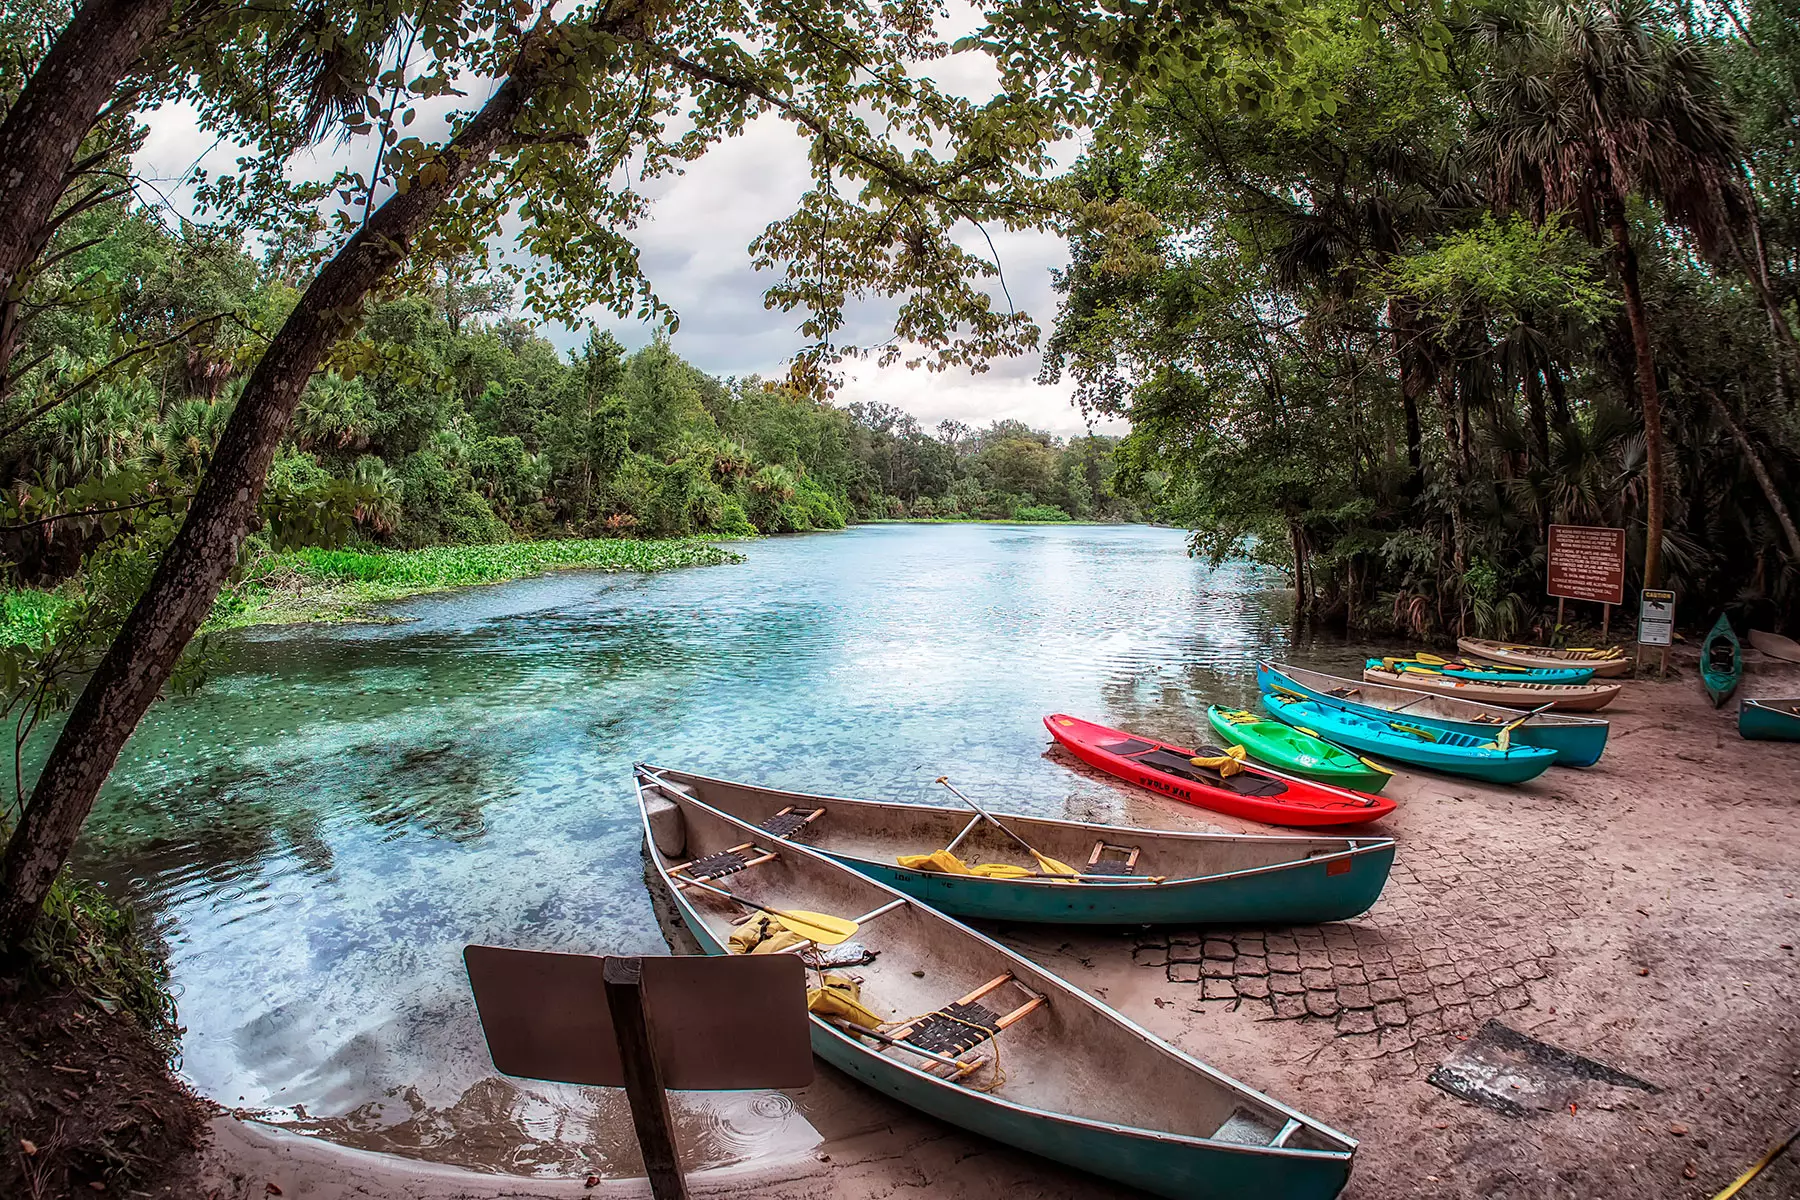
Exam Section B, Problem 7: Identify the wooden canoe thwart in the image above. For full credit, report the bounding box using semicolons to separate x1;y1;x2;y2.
634;768;1359;1200
1360;663;1622;712
635;765;1396;926
1456;637;1632;678
1738;697;1800;742
1259;662;1609;767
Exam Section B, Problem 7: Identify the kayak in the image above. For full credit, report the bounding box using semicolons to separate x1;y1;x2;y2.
1370;656;1596;686
1738;697;1800;741
1260;693;1557;785
636;764;1396;925
1044;714;1396;827
1457;637;1631;678
1259;662;1609;767
1701;613;1743;707
1361;663;1622;712
1205;705;1394;793
1748;630;1800;665
635;769;1360;1199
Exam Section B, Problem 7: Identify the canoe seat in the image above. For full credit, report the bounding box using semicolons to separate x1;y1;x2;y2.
759;806;825;840
671;841;778;883
883;971;1047;1081
1086;840;1141;876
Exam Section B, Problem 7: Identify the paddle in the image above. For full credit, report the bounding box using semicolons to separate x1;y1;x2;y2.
676;875;859;945
1491;702;1555;752
935;776;1080;878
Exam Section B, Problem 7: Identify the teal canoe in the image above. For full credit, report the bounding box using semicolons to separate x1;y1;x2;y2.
1261;692;1557;784
636;769;1359;1199
1260;662;1610;767
1738;697;1800;741
636;765;1395;926
1701;614;1743;708
1205;705;1394;793
1369;656;1596;686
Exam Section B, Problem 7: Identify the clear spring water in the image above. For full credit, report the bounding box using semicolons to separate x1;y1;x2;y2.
72;523;1356;1175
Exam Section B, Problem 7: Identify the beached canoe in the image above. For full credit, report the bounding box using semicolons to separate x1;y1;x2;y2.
1259;662;1609;767
1748;629;1800;665
1044;714;1396;826
1457;637;1632;678
1360;662;1621;712
1205;705;1394;793
1371;655;1596;686
1701;613;1743;708
1738;697;1800;741
634;765;1395;925
635;769;1359;1199
1261;693;1557;785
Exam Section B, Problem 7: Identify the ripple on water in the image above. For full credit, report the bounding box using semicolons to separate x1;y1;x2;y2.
65;525;1318;1176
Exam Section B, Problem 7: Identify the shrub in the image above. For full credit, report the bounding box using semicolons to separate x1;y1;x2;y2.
1013;503;1073;522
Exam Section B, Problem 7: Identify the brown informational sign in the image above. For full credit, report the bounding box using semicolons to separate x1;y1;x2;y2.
464;946;814;1089
1547;525;1626;605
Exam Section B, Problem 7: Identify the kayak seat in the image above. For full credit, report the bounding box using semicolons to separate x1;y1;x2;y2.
1133;749;1287;797
884;972;1047;1081
671;841;778;882
1086;841;1140;876
759;806;825;840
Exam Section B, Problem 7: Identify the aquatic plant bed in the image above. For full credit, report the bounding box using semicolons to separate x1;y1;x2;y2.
212;538;744;629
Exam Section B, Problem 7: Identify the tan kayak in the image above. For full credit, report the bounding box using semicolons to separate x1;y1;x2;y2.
1748;630;1800;665
1363;664;1622;712
1456;637;1632;678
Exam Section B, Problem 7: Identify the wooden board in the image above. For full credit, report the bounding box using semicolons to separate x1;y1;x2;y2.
1547;525;1626;605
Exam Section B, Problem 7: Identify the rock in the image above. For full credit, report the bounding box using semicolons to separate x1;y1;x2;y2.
1670;1123;1689;1136
1683;1163;1697;1180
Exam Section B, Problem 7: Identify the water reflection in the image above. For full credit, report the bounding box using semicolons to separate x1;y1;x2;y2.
72;524;1303;1175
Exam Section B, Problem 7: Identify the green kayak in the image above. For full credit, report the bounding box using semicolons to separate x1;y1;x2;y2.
1205;705;1394;794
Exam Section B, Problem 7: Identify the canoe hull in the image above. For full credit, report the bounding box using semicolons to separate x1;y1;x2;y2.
1205;706;1393;793
839;847;1395;925
1260;695;1556;785
1260;663;1609;767
1361;665;1620;712
1457;638;1632;678
1738;698;1800;741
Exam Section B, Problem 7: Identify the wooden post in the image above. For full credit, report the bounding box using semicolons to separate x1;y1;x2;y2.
602;956;688;1200
1556;597;1566;631
1601;602;1610;641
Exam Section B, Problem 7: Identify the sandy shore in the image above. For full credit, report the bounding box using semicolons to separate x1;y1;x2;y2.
195;660;1800;1199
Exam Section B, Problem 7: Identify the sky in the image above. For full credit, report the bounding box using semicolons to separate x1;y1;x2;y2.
130;22;1127;441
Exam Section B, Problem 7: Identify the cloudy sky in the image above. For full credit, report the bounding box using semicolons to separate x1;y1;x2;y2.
131;25;1126;441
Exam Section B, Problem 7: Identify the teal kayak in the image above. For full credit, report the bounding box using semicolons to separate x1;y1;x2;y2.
1261;692;1557;784
1738;697;1800;741
1369;656;1596;686
1205;705;1393;793
1701;614;1742;707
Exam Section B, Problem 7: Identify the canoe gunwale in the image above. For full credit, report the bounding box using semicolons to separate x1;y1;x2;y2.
1261;663;1608;730
640;764;1394;892
634;769;1360;1166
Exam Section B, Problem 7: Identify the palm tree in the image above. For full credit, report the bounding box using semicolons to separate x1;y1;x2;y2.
1474;0;1751;587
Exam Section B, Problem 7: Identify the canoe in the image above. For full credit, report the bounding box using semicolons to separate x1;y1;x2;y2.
1260;693;1557;785
1372;655;1596;686
1260;662;1609;767
1701;614;1743;707
634;769;1359;1199
636;764;1396;925
1205;705;1394;793
1457;637;1632;678
1361;663;1621;712
1738;697;1800;741
1043;714;1396;827
1748;629;1800;665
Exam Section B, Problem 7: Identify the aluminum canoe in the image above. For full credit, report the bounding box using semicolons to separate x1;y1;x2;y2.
1456;637;1632;678
1361;663;1621;712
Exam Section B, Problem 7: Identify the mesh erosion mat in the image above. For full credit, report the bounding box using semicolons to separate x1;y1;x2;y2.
1428;1019;1657;1117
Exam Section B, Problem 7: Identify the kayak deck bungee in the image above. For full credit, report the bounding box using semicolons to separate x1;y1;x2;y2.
635;768;1359;1199
1044;714;1396;827
1457;637;1631;678
1738;697;1800;741
1260;693;1557;785
1360;663;1622;712
1373;655;1596;686
1205;705;1393;794
635;765;1396;925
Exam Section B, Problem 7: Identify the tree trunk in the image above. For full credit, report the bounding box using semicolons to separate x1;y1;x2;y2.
1388;299;1427;496
1524;360;1550;468
0;0;174;303
0;26;558;946
1605;197;1667;590
1704;387;1800;560
1725;216;1800;406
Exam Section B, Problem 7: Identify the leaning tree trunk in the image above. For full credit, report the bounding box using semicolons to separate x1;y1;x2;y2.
1605;197;1667;590
1703;388;1800;560
0;26;561;946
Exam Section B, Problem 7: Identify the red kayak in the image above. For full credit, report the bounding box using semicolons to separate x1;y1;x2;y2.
1044;713;1397;827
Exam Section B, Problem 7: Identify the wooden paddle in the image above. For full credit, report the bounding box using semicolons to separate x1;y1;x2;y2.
1492;702;1555;752
935;776;1080;878
676;875;859;945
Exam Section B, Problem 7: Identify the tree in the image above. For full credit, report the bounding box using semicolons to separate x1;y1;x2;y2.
1475;0;1753;588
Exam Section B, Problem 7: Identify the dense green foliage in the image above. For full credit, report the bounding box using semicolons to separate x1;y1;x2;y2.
1047;0;1800;636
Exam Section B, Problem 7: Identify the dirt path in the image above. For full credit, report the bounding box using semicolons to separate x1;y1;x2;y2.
196;669;1800;1199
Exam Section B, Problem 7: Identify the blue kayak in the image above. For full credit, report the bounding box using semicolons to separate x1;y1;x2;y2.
1261;692;1558;784
1369;656;1596;686
1259;662;1609;767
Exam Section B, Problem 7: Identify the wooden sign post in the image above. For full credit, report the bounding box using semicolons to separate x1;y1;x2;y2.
465;947;814;1200
1636;588;1675;680
1546;525;1627;637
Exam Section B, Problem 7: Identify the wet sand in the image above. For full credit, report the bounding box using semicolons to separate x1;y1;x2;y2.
195;663;1800;1199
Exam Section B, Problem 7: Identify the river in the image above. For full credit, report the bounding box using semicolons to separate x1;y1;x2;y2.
74;523;1348;1176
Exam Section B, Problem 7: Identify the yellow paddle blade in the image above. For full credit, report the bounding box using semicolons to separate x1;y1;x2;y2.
1387;721;1441;743
897;849;974;875
1414;652;1449;665
767;907;859;945
1357;756;1395;775
1031;850;1080;878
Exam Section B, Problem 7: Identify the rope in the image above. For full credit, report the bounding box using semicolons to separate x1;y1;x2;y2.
1190;743;1249;776
885;1004;1008;1092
